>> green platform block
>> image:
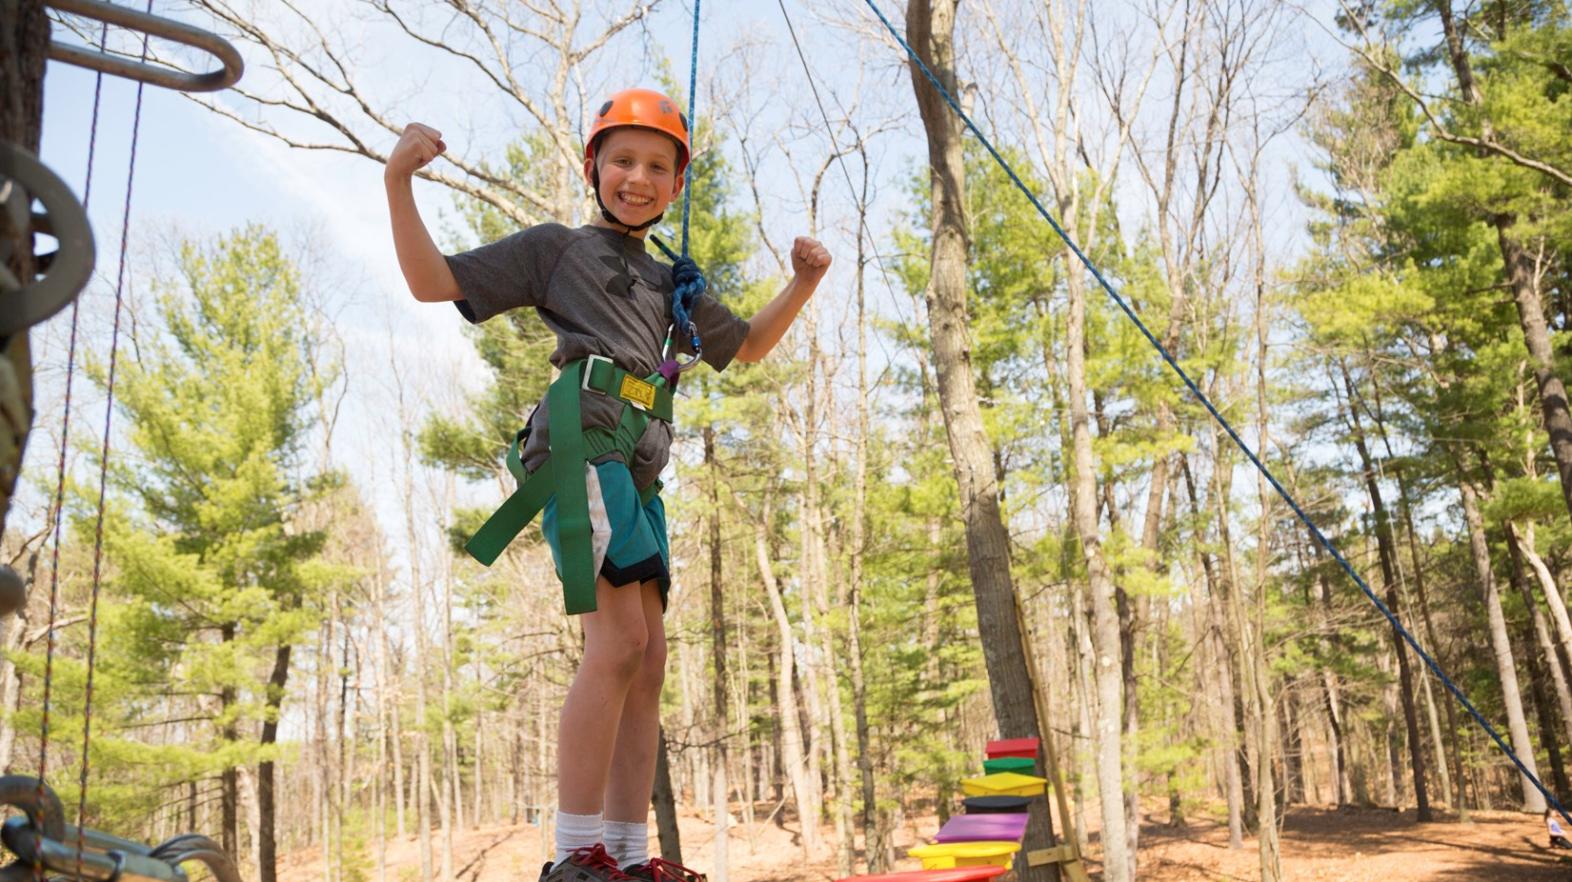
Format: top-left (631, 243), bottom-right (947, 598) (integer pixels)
top-left (982, 756), bottom-right (1037, 774)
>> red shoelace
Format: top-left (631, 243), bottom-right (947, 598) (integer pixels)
top-left (564, 843), bottom-right (636, 881)
top-left (636, 857), bottom-right (706, 882)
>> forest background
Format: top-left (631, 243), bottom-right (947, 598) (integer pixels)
top-left (5, 1), bottom-right (1572, 881)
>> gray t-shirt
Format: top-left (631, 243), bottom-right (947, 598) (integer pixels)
top-left (446, 223), bottom-right (750, 489)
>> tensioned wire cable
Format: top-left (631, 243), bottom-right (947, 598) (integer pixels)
top-left (71, 3), bottom-right (159, 876)
top-left (857, 0), bottom-right (1571, 823)
top-left (36, 18), bottom-right (112, 868)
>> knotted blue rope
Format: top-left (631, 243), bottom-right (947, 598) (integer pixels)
top-left (650, 235), bottom-right (705, 373)
top-left (860, 0), bottom-right (1572, 824)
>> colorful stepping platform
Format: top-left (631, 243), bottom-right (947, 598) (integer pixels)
top-left (963, 795), bottom-right (1033, 814)
top-left (832, 867), bottom-right (1009, 882)
top-left (984, 737), bottom-right (1039, 760)
top-left (908, 841), bottom-right (1022, 870)
top-left (981, 756), bottom-right (1036, 774)
top-left (934, 812), bottom-right (1029, 843)
top-left (960, 771), bottom-right (1047, 797)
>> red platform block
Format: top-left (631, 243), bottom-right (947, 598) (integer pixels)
top-left (834, 867), bottom-right (1009, 882)
top-left (984, 737), bottom-right (1039, 760)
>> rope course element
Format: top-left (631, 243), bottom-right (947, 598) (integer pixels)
top-left (69, 4), bottom-right (159, 874)
top-left (1, 4), bottom-right (248, 880)
top-left (45, 0), bottom-right (243, 92)
top-left (856, 0), bottom-right (1572, 824)
top-left (33, 15), bottom-right (112, 882)
top-left (0, 776), bottom-right (243, 882)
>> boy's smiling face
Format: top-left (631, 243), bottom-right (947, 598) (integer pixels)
top-left (585, 127), bottom-right (684, 233)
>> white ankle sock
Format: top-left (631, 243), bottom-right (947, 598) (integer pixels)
top-left (605, 819), bottom-right (649, 867)
top-left (554, 809), bottom-right (604, 864)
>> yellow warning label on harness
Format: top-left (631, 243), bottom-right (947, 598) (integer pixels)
top-left (620, 374), bottom-right (657, 411)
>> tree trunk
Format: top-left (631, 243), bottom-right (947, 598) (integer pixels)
top-left (1339, 363), bottom-right (1430, 819)
top-left (1182, 457), bottom-right (1245, 845)
top-left (849, 192), bottom-right (880, 872)
top-left (257, 635), bottom-right (294, 882)
top-left (755, 504), bottom-right (820, 860)
top-left (1433, 0), bottom-right (1572, 532)
top-left (653, 727), bottom-right (682, 863)
top-left (705, 425), bottom-right (730, 882)
top-left (1393, 469), bottom-right (1459, 810)
top-left (1505, 529), bottom-right (1572, 797)
top-left (904, 3), bottom-right (1061, 879)
top-left (1457, 476), bottom-right (1546, 811)
top-left (221, 623), bottom-right (240, 856)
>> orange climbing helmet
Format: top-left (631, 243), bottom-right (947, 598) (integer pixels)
top-left (585, 88), bottom-right (691, 177)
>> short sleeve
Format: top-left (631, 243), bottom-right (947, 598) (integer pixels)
top-left (687, 293), bottom-right (751, 372)
top-left (445, 223), bottom-right (572, 324)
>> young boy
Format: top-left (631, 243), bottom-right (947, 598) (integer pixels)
top-left (384, 88), bottom-right (830, 882)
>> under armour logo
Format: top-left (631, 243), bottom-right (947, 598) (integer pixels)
top-left (599, 255), bottom-right (636, 299)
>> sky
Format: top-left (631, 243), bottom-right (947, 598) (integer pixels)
top-left (20, 0), bottom-right (1348, 574)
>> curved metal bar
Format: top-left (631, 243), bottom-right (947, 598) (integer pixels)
top-left (0, 776), bottom-right (66, 840)
top-left (0, 776), bottom-right (64, 882)
top-left (3, 823), bottom-right (189, 882)
top-left (162, 848), bottom-right (243, 882)
top-left (152, 832), bottom-right (244, 882)
top-left (46, 0), bottom-right (243, 92)
top-left (0, 144), bottom-right (96, 338)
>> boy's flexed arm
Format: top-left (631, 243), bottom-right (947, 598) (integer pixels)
top-left (735, 237), bottom-right (832, 363)
top-left (385, 123), bottom-right (462, 303)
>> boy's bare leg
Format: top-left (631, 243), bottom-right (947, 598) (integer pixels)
top-left (604, 579), bottom-right (667, 822)
top-left (558, 575), bottom-right (653, 816)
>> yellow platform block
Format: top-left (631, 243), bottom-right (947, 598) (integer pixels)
top-left (959, 771), bottom-right (1047, 797)
top-left (908, 841), bottom-right (1022, 870)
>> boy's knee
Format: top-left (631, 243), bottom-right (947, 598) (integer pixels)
top-left (587, 625), bottom-right (649, 681)
top-left (637, 637), bottom-right (668, 689)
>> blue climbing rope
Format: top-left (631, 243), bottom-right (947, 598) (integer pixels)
top-left (649, 0), bottom-right (706, 372)
top-left (859, 0), bottom-right (1571, 823)
top-left (681, 0), bottom-right (701, 257)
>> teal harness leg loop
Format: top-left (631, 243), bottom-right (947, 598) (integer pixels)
top-left (464, 357), bottom-right (673, 615)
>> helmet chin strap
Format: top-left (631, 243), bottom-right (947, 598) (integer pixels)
top-left (592, 168), bottom-right (664, 232)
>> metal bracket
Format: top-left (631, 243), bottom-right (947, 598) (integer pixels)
top-left (0, 777), bottom-right (239, 882)
top-left (0, 142), bottom-right (95, 338)
top-left (46, 0), bottom-right (243, 93)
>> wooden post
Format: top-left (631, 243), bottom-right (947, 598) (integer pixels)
top-left (1014, 593), bottom-right (1093, 882)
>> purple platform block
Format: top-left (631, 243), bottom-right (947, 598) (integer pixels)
top-left (932, 812), bottom-right (1030, 844)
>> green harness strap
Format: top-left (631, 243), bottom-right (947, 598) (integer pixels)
top-left (465, 356), bottom-right (673, 614)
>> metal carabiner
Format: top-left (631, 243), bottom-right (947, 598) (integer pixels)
top-left (661, 322), bottom-right (704, 375)
top-left (46, 0), bottom-right (244, 93)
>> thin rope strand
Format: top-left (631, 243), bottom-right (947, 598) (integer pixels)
top-left (36, 19), bottom-right (112, 879)
top-left (858, 0), bottom-right (1570, 823)
top-left (76, 6), bottom-right (156, 874)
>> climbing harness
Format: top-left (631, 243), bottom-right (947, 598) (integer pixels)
top-left (1, 4), bottom-right (250, 879)
top-left (856, 0), bottom-right (1572, 824)
top-left (467, 7), bottom-right (711, 608)
top-left (465, 356), bottom-right (675, 613)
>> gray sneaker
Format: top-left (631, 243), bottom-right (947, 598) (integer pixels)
top-left (622, 857), bottom-right (706, 882)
